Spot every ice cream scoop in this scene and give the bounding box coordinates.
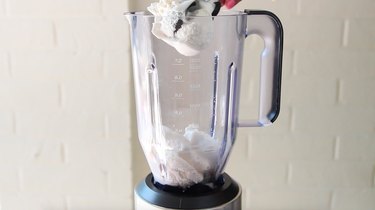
[148,0,222,56]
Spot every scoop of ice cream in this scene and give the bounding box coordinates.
[148,0,221,56]
[147,124,221,188]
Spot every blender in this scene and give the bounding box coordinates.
[125,10,283,210]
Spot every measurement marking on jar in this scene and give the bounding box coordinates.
[190,104,201,108]
[174,128,183,133]
[173,58,184,66]
[172,75,184,83]
[175,58,183,63]
[173,93,184,100]
[190,65,201,70]
[174,110,183,116]
[174,93,183,97]
[189,84,201,89]
[190,58,201,63]
[190,58,201,71]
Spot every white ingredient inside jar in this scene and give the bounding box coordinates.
[145,124,221,188]
[148,0,220,56]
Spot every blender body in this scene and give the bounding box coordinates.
[126,10,283,210]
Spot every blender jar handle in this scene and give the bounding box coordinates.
[238,10,283,127]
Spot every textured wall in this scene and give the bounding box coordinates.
[0,0,133,209]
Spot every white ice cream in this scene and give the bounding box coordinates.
[148,0,221,56]
[145,124,221,188]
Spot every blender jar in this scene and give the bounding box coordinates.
[126,10,283,189]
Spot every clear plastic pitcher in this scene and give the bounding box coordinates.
[125,10,283,189]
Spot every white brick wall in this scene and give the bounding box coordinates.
[0,0,374,210]
[1,195,66,210]
[8,0,102,17]
[0,18,54,49]
[0,0,133,209]
[248,189,332,210]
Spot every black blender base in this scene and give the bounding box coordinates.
[134,173,242,210]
